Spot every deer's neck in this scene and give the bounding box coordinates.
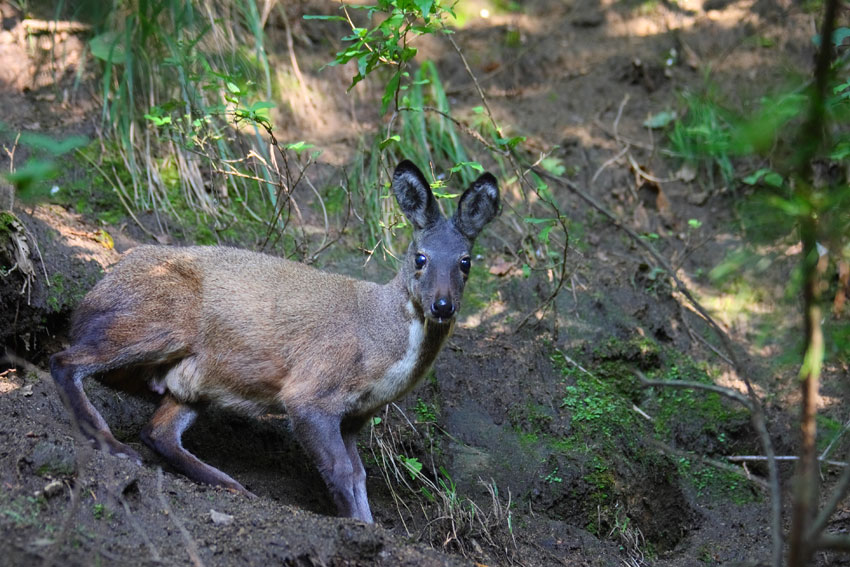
[349,275,454,416]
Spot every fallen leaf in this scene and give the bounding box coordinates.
[210,509,234,526]
[488,258,515,277]
[676,163,697,182]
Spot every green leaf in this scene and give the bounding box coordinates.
[834,27,850,47]
[379,135,401,150]
[226,81,241,94]
[742,168,770,185]
[449,161,484,173]
[643,110,676,129]
[540,156,566,176]
[398,455,423,480]
[742,168,783,187]
[830,141,850,160]
[144,114,172,127]
[357,54,369,79]
[302,14,347,21]
[763,171,783,187]
[381,72,401,115]
[5,159,58,199]
[248,101,276,111]
[813,27,850,47]
[285,141,315,153]
[18,133,88,156]
[89,32,126,64]
[414,0,434,18]
[502,135,526,149]
[372,417,382,426]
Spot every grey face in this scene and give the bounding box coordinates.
[391,160,500,323]
[410,219,472,322]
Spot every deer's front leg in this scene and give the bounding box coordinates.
[291,410,371,522]
[342,417,372,523]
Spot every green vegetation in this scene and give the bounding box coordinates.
[414,398,438,423]
[92,502,112,521]
[667,88,737,189]
[1,129,88,206]
[0,494,47,529]
[370,409,515,560]
[541,335,758,539]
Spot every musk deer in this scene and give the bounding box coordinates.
[50,160,499,523]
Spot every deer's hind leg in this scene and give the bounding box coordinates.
[50,347,142,463]
[140,393,253,496]
[51,307,192,463]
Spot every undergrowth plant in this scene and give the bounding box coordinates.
[657,10,850,566]
[310,0,571,329]
[85,0,328,255]
[368,405,516,562]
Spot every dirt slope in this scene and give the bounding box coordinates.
[1,0,840,566]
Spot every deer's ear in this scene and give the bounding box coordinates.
[453,173,500,240]
[392,160,441,231]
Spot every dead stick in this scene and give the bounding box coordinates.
[635,369,752,409]
[728,455,847,468]
[156,468,206,567]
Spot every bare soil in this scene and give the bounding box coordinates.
[2,1,847,566]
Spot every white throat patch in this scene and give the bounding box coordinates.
[355,301,425,413]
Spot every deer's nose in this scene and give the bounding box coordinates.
[431,297,455,319]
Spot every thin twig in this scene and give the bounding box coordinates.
[728,455,847,468]
[806,447,850,543]
[650,440,770,491]
[635,369,752,409]
[156,468,206,567]
[820,418,850,462]
[116,490,162,563]
[591,145,629,184]
[396,105,509,156]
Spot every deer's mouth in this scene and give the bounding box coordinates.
[424,314,457,330]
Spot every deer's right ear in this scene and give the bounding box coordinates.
[392,160,441,231]
[452,172,500,241]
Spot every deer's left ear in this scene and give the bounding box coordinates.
[453,173,500,240]
[392,160,442,231]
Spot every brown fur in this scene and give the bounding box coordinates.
[50,161,500,522]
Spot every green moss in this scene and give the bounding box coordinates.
[0,211,16,234]
[414,398,438,423]
[0,495,46,528]
[556,350,637,441]
[676,456,758,504]
[517,432,540,447]
[647,360,749,443]
[551,334,758,536]
[44,272,91,313]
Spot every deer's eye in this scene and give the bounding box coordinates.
[459,257,471,275]
[414,254,427,270]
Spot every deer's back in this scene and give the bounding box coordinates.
[73,246,414,416]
